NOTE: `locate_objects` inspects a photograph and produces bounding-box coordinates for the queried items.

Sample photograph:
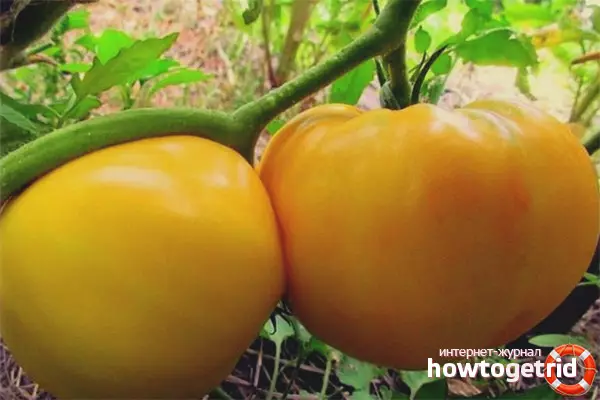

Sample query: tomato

[0,136,285,398]
[257,100,600,370]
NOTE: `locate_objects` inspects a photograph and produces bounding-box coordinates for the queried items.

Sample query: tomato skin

[258,101,600,370]
[0,136,285,398]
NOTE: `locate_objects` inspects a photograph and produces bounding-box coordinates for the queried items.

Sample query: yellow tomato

[257,101,600,370]
[0,136,285,398]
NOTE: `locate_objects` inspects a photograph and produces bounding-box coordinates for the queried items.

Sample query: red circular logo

[544,344,597,396]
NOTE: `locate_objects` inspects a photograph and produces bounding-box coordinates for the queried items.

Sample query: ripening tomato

[0,136,285,398]
[257,100,600,370]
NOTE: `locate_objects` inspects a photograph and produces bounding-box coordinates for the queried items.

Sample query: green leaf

[62,96,102,121]
[502,0,555,27]
[0,92,54,120]
[337,356,384,391]
[414,27,432,54]
[0,104,41,135]
[411,0,448,28]
[460,9,487,39]
[414,378,447,399]
[465,0,493,16]
[266,118,285,135]
[54,9,90,36]
[583,272,599,282]
[431,53,452,75]
[147,68,211,98]
[351,390,376,400]
[329,60,375,105]
[455,28,538,68]
[243,0,263,25]
[399,370,443,399]
[528,334,592,349]
[261,315,294,347]
[75,33,179,99]
[59,63,92,73]
[95,29,136,64]
[136,58,181,82]
[74,33,97,52]
[592,6,600,33]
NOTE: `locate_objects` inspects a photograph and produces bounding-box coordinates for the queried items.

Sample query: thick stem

[379,0,421,109]
[0,109,240,203]
[1,0,421,202]
[233,0,422,129]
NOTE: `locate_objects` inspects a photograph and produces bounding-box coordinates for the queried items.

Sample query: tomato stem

[233,0,422,129]
[0,108,242,204]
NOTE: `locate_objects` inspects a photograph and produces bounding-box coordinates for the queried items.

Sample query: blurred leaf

[592,6,600,33]
[62,96,101,121]
[42,46,62,57]
[431,52,452,75]
[54,9,90,36]
[414,27,432,53]
[414,378,447,399]
[329,60,375,105]
[261,315,294,346]
[147,68,211,98]
[337,356,385,391]
[528,334,592,348]
[0,104,41,134]
[74,33,179,99]
[74,33,97,52]
[243,0,263,25]
[266,118,285,135]
[0,92,54,120]
[95,29,136,64]
[59,63,91,73]
[455,28,538,68]
[502,0,555,27]
[465,0,493,16]
[399,370,444,400]
[411,0,448,29]
[460,9,487,39]
[351,390,376,400]
[136,58,181,82]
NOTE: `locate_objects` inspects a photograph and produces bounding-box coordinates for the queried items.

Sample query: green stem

[0,109,239,203]
[319,355,334,400]
[380,0,421,109]
[1,0,422,203]
[410,45,449,105]
[265,343,282,400]
[233,0,422,128]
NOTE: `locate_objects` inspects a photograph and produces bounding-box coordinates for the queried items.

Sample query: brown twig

[572,51,600,65]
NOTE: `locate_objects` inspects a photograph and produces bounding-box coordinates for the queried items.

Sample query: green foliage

[0,8,211,153]
[329,60,376,105]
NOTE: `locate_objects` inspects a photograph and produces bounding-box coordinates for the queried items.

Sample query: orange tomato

[0,136,285,398]
[258,100,600,370]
